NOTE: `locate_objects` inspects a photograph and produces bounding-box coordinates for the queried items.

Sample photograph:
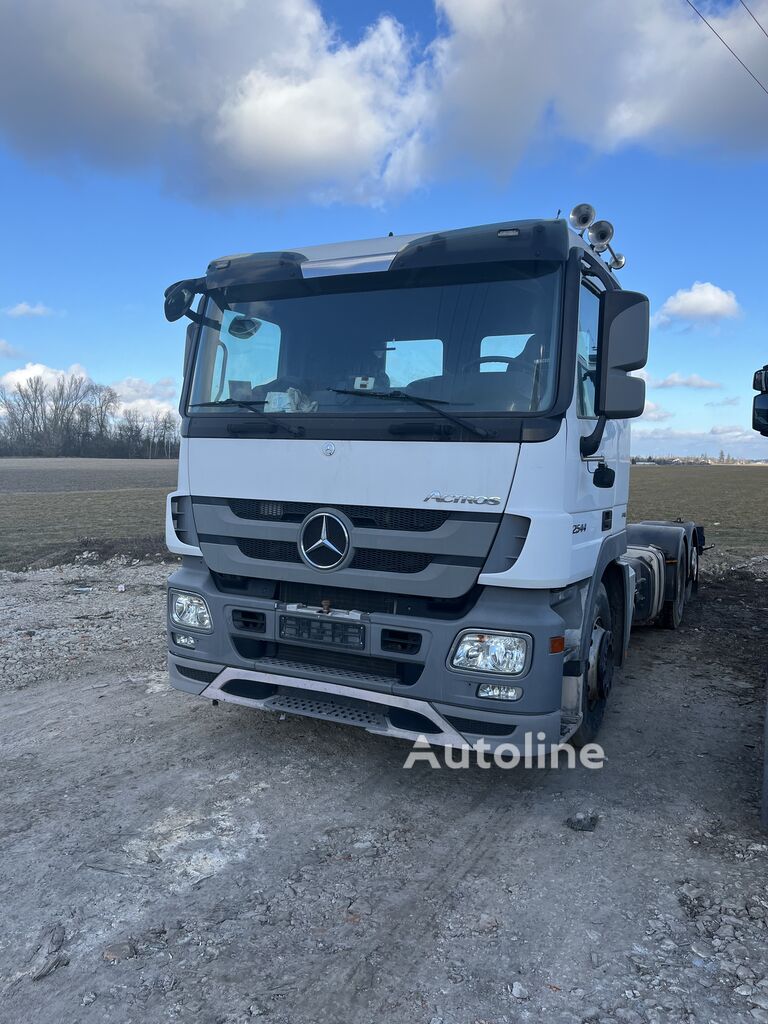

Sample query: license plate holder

[279,614,366,650]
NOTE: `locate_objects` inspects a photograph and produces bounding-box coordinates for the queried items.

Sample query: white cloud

[0,362,177,417]
[653,282,741,328]
[641,400,673,422]
[632,424,767,459]
[0,339,21,358]
[3,301,55,317]
[111,376,178,418]
[0,361,89,389]
[0,1,767,202]
[651,372,721,390]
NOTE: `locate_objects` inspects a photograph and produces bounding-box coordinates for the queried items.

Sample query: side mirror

[596,290,649,419]
[754,394,768,437]
[164,281,196,322]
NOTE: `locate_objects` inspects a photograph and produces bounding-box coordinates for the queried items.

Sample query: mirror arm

[186,307,220,331]
[580,415,607,457]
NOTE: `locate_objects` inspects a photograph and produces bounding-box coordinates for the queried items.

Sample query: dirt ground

[2,538,768,1023]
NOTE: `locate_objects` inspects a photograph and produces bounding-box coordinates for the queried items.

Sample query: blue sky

[0,0,767,458]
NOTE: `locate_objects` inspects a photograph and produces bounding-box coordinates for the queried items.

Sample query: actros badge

[424,491,501,506]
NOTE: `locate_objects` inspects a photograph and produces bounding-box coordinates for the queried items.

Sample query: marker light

[450,632,529,675]
[170,591,212,632]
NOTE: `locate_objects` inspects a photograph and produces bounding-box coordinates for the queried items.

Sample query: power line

[739,0,768,44]
[684,0,768,98]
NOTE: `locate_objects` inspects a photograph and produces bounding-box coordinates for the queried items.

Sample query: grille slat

[228,498,451,532]
[236,538,432,574]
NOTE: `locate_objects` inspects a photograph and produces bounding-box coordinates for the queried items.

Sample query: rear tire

[572,583,614,748]
[661,555,686,629]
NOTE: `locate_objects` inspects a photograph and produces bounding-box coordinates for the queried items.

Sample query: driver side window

[577,284,600,419]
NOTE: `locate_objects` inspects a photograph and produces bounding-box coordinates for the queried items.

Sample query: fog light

[170,591,212,632]
[477,683,522,701]
[174,633,196,649]
[450,631,529,675]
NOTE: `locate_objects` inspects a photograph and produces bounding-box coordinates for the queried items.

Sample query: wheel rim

[690,546,699,584]
[586,619,614,710]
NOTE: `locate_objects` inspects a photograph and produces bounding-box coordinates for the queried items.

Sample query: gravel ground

[2,550,768,1024]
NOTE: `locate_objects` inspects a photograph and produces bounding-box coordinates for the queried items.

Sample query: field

[628,463,768,555]
[2,457,768,1023]
[0,457,179,569]
[1,457,765,570]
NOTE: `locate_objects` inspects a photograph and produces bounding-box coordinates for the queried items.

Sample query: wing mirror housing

[164,278,206,323]
[596,290,649,419]
[751,364,768,436]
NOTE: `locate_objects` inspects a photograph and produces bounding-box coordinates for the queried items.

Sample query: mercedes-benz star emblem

[299,513,349,571]
[322,442,336,456]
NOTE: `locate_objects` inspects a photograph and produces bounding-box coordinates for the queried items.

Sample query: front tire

[572,583,614,748]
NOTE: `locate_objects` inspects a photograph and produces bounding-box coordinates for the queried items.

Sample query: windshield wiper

[327,388,493,439]
[189,399,304,438]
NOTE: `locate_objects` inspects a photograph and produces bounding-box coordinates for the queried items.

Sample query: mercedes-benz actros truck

[163,206,703,751]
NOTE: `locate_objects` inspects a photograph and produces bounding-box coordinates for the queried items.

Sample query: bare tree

[0,370,180,459]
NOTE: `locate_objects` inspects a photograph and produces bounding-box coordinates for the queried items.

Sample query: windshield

[187,263,563,429]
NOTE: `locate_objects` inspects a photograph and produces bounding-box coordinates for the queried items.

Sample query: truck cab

[164,212,691,752]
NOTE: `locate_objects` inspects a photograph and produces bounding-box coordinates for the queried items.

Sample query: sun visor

[205,251,307,290]
[390,220,570,272]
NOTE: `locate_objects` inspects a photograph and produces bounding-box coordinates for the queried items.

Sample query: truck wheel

[661,555,686,629]
[573,583,614,748]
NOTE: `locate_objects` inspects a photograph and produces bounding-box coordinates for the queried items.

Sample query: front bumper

[167,560,569,749]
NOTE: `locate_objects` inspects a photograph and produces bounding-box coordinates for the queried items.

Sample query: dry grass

[0,458,178,569]
[627,464,768,555]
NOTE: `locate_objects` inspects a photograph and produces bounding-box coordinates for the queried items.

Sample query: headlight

[450,631,529,675]
[170,591,212,632]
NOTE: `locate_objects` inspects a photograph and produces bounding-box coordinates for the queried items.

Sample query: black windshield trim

[180,257,581,442]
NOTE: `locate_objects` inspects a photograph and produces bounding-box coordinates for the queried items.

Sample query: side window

[577,285,600,418]
[222,312,281,392]
[385,339,443,388]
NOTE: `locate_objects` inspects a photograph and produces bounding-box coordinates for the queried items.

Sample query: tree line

[0,373,180,458]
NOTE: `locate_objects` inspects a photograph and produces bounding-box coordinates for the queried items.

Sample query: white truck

[163,206,704,752]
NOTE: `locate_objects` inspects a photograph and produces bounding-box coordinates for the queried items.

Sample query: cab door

[568,277,622,536]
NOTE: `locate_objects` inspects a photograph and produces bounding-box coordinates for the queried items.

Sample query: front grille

[228,498,451,532]
[211,572,483,619]
[279,581,392,613]
[349,549,431,574]
[231,637,423,685]
[236,538,432,574]
[238,538,301,563]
